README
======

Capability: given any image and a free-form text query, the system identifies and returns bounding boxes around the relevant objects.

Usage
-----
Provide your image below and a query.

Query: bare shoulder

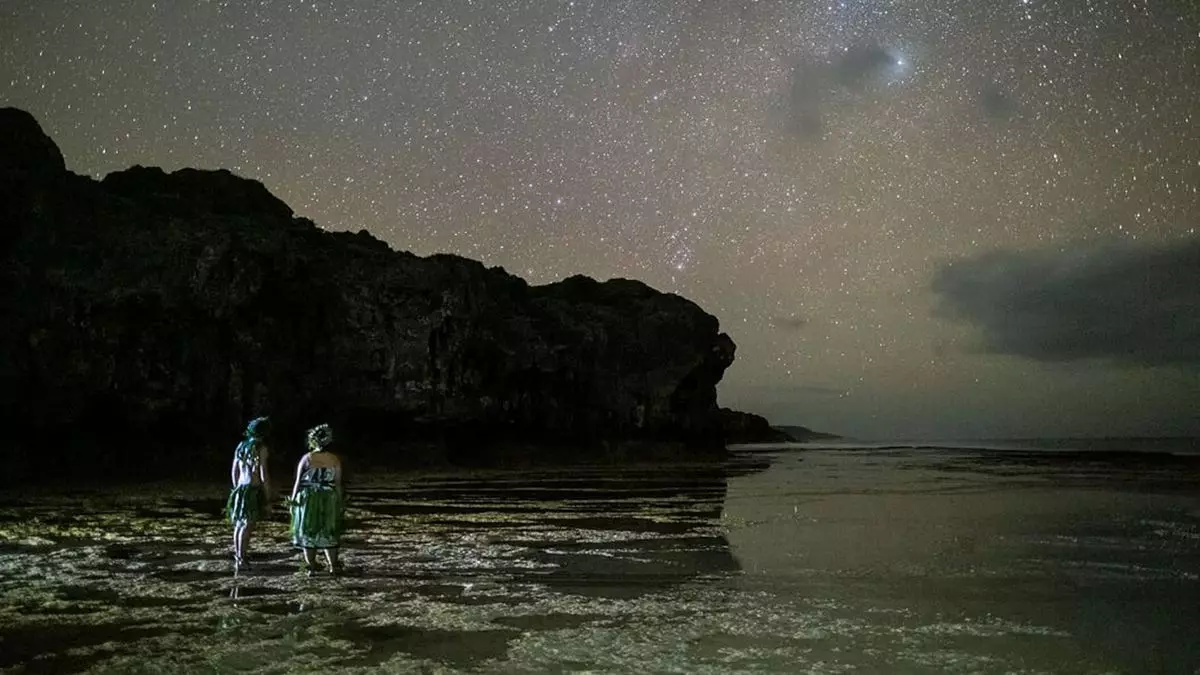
[314,452,341,468]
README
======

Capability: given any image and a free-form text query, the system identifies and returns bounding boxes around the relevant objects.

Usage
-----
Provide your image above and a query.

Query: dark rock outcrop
[720,409,839,444]
[0,107,737,474]
[719,408,796,444]
[775,425,841,442]
[102,165,294,221]
[0,107,65,177]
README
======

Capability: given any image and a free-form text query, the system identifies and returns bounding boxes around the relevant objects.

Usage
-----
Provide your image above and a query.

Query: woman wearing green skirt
[288,423,344,575]
[226,416,271,571]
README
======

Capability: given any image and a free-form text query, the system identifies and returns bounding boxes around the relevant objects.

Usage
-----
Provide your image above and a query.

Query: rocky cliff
[0,107,736,473]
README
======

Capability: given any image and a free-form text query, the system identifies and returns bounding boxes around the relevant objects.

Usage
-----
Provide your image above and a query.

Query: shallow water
[1,445,1198,673]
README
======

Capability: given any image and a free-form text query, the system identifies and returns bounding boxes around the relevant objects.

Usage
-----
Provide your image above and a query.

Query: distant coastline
[719,408,839,445]
[773,425,842,443]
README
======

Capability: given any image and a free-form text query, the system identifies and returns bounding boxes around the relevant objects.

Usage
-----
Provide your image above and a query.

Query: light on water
[1,443,1198,673]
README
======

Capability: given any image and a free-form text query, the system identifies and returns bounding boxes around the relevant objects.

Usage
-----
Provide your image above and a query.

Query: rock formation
[719,409,840,444]
[773,424,841,442]
[0,107,736,474]
[719,408,797,444]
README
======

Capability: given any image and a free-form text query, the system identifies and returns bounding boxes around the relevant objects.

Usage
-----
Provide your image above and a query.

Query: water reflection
[722,445,1200,673]
[346,464,742,599]
[0,461,751,672]
[4,447,1198,672]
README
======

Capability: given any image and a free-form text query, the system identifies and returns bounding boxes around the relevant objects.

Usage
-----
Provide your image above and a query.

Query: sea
[1,438,1198,674]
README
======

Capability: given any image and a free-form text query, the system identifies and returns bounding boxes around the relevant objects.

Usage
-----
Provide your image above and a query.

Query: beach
[1,442,1198,673]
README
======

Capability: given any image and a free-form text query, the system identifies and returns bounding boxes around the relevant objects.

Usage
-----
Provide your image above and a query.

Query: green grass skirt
[290,486,344,549]
[225,484,264,525]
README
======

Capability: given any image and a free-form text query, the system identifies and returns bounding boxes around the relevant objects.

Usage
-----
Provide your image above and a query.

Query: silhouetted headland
[773,424,841,442]
[718,409,839,444]
[0,106,773,479]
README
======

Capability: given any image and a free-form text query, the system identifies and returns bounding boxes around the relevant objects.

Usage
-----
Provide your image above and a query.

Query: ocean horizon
[757,435,1200,456]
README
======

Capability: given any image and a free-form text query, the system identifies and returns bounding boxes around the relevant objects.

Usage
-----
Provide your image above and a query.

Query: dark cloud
[787,384,845,397]
[931,239,1200,365]
[832,44,898,88]
[979,83,1017,120]
[769,314,809,330]
[787,62,826,138]
[783,44,902,139]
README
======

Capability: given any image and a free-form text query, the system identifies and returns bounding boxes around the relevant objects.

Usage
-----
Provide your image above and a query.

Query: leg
[243,522,254,561]
[235,522,250,566]
[323,547,339,574]
[232,523,245,565]
[302,547,318,574]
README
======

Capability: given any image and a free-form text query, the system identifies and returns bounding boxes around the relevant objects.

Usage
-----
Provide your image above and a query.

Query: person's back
[301,450,340,483]
[289,424,345,575]
[227,417,272,571]
[232,439,268,487]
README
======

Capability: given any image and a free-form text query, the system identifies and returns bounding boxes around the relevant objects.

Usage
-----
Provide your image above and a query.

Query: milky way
[3,0,1197,438]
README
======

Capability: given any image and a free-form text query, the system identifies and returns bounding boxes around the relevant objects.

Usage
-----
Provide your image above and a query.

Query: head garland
[307,423,334,452]
[235,439,260,463]
[244,416,270,440]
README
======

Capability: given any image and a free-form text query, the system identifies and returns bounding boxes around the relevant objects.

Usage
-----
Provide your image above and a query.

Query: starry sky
[2,0,1198,439]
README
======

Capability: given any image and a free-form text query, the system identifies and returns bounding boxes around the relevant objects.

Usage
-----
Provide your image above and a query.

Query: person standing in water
[288,423,345,575]
[226,416,272,571]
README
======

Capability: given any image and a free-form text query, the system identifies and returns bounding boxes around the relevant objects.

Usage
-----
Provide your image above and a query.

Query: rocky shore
[1,107,747,474]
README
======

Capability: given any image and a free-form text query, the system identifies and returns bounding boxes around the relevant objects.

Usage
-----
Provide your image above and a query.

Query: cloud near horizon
[768,314,809,331]
[931,238,1200,366]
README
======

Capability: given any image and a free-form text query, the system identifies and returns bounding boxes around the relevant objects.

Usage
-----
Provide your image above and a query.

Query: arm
[258,446,272,510]
[334,456,344,499]
[230,456,239,487]
[259,446,272,496]
[290,454,308,501]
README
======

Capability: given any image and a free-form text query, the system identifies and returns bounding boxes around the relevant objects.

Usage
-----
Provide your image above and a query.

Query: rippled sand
[1,447,1198,673]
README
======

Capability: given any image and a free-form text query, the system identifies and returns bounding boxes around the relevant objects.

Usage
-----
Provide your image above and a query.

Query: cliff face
[0,108,736,469]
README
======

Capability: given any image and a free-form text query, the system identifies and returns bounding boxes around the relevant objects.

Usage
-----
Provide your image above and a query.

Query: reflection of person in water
[226,417,272,572]
[288,423,345,576]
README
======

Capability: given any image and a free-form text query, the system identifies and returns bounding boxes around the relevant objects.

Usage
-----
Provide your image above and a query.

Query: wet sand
[1,447,1198,673]
[0,463,739,673]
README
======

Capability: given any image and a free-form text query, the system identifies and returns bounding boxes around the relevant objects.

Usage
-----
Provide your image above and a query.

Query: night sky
[2,0,1197,439]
